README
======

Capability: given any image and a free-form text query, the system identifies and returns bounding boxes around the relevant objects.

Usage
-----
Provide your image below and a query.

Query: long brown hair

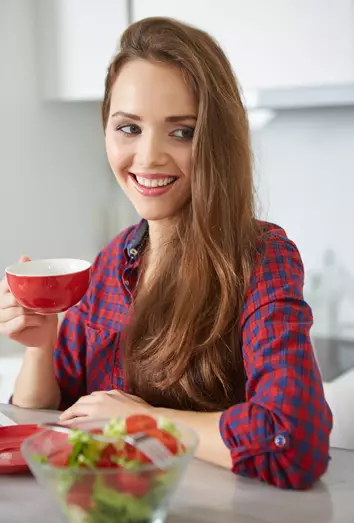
[102,17,260,411]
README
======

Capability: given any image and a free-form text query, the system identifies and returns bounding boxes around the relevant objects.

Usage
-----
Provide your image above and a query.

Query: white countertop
[1,403,354,523]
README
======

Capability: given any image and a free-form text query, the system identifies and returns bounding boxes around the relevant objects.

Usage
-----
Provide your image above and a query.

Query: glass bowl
[21,417,199,523]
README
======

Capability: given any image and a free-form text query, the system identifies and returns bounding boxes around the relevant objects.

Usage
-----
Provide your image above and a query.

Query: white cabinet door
[132,0,354,90]
[37,0,129,100]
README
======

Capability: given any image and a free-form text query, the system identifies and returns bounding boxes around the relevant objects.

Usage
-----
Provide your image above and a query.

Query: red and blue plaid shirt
[54,220,332,489]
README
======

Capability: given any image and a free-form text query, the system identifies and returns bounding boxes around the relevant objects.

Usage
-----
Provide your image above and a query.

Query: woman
[0,17,332,489]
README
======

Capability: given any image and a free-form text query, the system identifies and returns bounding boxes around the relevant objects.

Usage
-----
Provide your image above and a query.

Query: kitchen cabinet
[36,0,354,108]
[36,0,129,101]
[132,0,354,92]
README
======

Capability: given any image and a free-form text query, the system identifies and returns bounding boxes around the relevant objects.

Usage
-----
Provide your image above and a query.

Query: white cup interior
[5,259,91,277]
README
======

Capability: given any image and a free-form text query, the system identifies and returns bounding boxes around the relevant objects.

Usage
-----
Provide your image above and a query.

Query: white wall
[0,0,108,270]
[253,107,354,274]
[253,107,354,347]
[0,0,137,358]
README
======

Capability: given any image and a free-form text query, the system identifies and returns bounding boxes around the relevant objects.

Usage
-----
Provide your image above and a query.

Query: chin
[135,208,176,222]
[132,200,187,223]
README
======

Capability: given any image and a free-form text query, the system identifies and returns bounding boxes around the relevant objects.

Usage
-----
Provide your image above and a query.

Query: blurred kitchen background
[1,0,354,448]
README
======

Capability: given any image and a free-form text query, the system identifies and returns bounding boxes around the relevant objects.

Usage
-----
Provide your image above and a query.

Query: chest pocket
[84,324,121,394]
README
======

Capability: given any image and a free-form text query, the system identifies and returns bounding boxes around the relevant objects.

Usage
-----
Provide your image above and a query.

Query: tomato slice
[66,478,95,510]
[144,429,179,456]
[96,457,118,469]
[115,471,150,497]
[101,444,118,461]
[125,414,158,434]
[96,443,121,468]
[123,442,151,465]
[48,449,70,467]
[47,439,73,468]
[103,470,150,496]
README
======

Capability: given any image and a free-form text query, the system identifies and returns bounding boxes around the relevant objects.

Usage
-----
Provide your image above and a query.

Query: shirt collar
[124,219,148,261]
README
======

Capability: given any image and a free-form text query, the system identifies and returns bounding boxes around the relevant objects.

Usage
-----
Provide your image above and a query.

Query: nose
[135,130,167,168]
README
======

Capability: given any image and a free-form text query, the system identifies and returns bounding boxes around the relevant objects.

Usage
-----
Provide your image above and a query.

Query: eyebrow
[111,111,197,122]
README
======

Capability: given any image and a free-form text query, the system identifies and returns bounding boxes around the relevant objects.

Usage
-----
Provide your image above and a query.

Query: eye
[116,124,141,136]
[171,128,195,140]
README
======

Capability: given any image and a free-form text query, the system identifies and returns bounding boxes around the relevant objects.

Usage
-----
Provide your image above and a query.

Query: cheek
[105,135,131,175]
[105,135,118,169]
[177,148,193,180]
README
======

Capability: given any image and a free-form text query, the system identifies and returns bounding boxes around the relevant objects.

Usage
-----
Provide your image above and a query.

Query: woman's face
[105,59,196,222]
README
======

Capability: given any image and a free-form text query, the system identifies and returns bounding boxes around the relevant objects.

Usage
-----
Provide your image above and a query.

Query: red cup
[5,258,91,314]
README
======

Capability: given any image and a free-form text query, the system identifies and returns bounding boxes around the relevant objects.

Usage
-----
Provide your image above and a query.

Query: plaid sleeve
[219,233,333,489]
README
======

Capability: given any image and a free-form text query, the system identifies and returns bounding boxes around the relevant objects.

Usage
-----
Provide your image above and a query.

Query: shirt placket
[113,253,140,392]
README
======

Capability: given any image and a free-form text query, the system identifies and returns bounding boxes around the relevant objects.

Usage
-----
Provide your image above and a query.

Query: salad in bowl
[21,414,199,523]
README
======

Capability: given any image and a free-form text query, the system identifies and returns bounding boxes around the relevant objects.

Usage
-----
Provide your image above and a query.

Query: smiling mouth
[129,173,177,188]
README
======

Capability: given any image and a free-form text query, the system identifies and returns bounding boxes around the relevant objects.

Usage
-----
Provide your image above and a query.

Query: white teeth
[135,176,176,188]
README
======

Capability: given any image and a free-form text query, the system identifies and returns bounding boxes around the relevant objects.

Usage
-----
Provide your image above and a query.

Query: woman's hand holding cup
[0,256,58,350]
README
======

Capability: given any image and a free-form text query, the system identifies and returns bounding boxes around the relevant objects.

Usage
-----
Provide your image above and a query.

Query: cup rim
[21,417,199,474]
[5,258,91,278]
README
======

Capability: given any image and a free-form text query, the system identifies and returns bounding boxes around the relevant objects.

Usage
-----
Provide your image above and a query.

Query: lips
[128,172,178,197]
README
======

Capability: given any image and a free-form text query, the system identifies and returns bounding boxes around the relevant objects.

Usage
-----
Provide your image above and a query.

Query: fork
[124,432,172,466]
[40,422,172,468]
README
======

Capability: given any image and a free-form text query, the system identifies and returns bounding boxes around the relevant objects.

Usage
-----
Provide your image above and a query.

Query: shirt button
[274,434,287,447]
[129,248,138,257]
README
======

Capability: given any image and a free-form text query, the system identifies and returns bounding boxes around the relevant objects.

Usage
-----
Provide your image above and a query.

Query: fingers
[62,416,90,426]
[0,277,9,295]
[0,313,44,338]
[0,306,36,322]
[0,291,19,309]
[19,255,31,263]
[59,405,88,422]
[59,409,77,422]
[0,255,30,301]
[59,395,93,421]
[59,392,112,421]
[0,255,32,309]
